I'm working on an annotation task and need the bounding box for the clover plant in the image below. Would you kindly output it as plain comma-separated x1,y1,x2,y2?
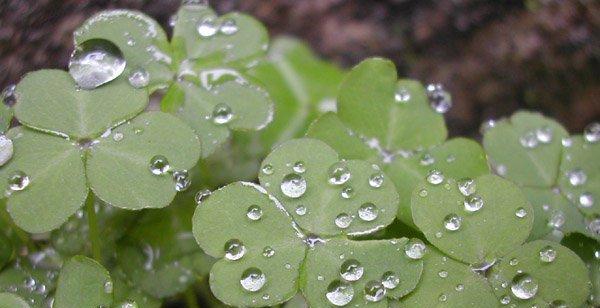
0,1,597,308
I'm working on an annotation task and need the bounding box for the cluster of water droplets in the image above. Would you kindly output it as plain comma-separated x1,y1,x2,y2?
197,17,239,39
518,125,554,149
148,155,191,191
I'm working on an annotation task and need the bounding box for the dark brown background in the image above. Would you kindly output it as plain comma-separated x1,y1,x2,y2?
1,0,598,136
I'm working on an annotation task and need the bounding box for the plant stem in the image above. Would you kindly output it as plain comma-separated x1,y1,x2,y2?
86,192,102,264
184,287,200,308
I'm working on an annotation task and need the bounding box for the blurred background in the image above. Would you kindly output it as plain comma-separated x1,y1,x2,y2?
0,0,598,136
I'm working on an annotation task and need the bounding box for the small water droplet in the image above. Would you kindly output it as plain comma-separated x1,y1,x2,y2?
8,170,30,191
197,18,218,37
510,273,538,300
583,122,600,143
520,131,539,149
1,84,16,106
464,195,484,212
292,161,306,173
394,87,410,103
438,270,448,278
579,192,594,208
455,284,464,291
426,169,444,185
364,280,386,302
535,126,553,143
261,164,273,175
438,293,448,302
381,271,400,289
547,210,565,229
112,132,124,141
500,295,511,305
358,203,378,221
128,68,150,88
340,186,354,199
444,214,462,231
335,213,353,229
368,172,384,188
509,258,518,266
295,205,307,216
240,268,266,292
212,103,233,125
418,188,428,197
224,239,246,261
588,218,600,236
561,137,572,147
328,162,351,185
480,119,497,134
68,39,126,89
0,135,14,166
539,246,556,263
246,205,263,221
515,207,528,218
103,281,113,294
566,168,587,186
339,259,363,281
262,246,275,258
194,189,211,204
280,173,307,198
457,178,476,196
172,170,191,191
426,83,452,113
149,155,170,175
326,280,354,306
405,239,427,260
420,153,435,166
219,19,239,35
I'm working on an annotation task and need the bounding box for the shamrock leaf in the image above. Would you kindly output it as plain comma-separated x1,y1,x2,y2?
0,293,29,308
54,255,113,308
15,70,147,139
193,139,423,307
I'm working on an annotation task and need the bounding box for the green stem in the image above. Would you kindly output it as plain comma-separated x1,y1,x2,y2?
86,192,102,264
184,287,200,308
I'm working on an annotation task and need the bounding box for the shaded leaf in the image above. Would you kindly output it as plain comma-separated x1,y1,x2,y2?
0,233,11,270
560,233,600,307
54,255,113,308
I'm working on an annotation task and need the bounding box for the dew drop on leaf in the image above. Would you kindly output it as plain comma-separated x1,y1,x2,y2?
293,161,306,173
457,178,476,196
261,164,273,175
295,205,307,216
368,172,384,188
404,239,427,260
426,169,444,185
394,87,410,104
578,192,594,208
240,268,266,292
339,259,363,282
224,239,246,261
246,205,263,221
117,300,138,308
418,188,428,197
8,170,30,191
420,153,435,166
197,18,218,37
566,168,587,186
103,281,113,294
194,189,211,204
328,162,351,185
587,218,600,236
112,132,124,141
340,186,354,199
381,271,400,289
547,211,565,229
262,246,275,258
438,270,448,278
480,119,497,134
326,280,354,306
212,103,233,125
539,246,556,263
438,293,448,302
510,273,538,300
68,39,126,90
463,195,484,212
219,19,239,35
500,295,511,305
335,213,352,229
280,173,307,198
515,207,528,218
1,84,16,106
364,280,386,302
149,155,170,175
583,122,600,143
535,126,553,143
520,131,539,149
426,83,452,113
443,213,462,231
358,203,378,221
0,135,13,166
455,284,465,292
172,170,191,191
128,68,150,88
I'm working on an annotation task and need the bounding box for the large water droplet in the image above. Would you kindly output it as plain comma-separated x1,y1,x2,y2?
444,214,462,231
240,268,266,292
224,239,246,261
328,162,351,185
172,170,191,191
212,103,233,125
335,213,352,229
583,122,600,143
339,259,363,281
326,280,354,306
364,280,386,302
219,19,239,35
197,18,218,37
510,273,538,300
280,173,307,198
358,203,379,221
405,239,427,260
0,135,13,166
246,205,262,221
381,272,400,289
8,170,30,191
394,87,410,104
535,126,553,143
426,83,452,113
520,131,539,149
368,172,384,188
566,168,587,186
149,155,170,175
464,195,484,212
128,68,150,88
539,246,556,263
426,169,444,185
457,178,476,196
68,39,126,89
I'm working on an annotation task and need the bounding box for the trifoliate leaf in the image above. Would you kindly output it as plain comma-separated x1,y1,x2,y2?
483,111,568,187
412,174,533,264
259,138,399,236
54,255,113,308
193,182,305,307
399,247,497,307
86,112,201,210
0,105,12,134
558,135,599,217
0,233,11,270
14,70,147,139
173,4,268,67
74,10,173,89
301,238,423,307
0,127,87,233
488,240,590,307
337,58,447,151
561,233,599,307
0,293,29,308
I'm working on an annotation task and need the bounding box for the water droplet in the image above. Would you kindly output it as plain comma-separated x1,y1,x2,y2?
394,87,410,103
328,162,351,185
103,281,113,294
588,218,600,236
219,19,239,35
149,155,170,175
539,246,556,263
480,119,497,134
455,284,465,291
566,168,587,186
212,103,233,125
292,161,306,173
426,83,452,113
583,122,600,143
128,68,149,88
224,239,246,261
261,164,273,175
515,207,528,218
426,169,444,185
420,153,435,166
358,203,378,221
418,188,428,197
197,18,218,37
335,213,352,229
194,189,211,204
368,172,384,188
510,273,538,300
262,246,275,258
326,280,354,306
438,293,448,302
364,280,386,302
340,186,354,199
240,268,266,292
381,272,400,289
500,295,511,305
457,178,476,196
520,131,539,148
464,195,484,212
246,205,262,221
561,137,572,147
172,170,191,191
112,132,124,141
405,239,427,259
0,135,14,166
444,214,462,231
8,170,30,191
579,192,594,208
535,126,553,143
117,300,138,308
339,259,363,281
1,84,16,106
280,173,307,198
509,258,518,266
68,39,126,89
547,211,565,229
438,270,448,278
295,205,307,216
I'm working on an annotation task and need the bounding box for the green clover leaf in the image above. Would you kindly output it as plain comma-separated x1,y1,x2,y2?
193,139,423,307
54,255,113,308
561,234,600,306
0,293,29,308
